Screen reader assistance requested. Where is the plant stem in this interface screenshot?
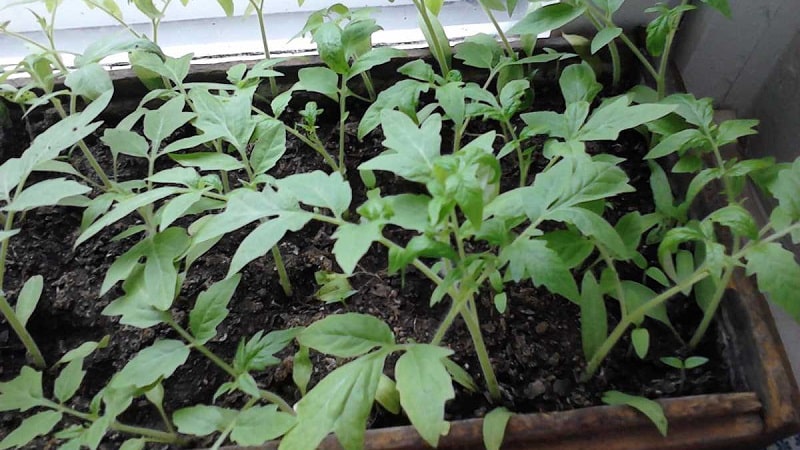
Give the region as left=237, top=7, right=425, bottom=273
left=50, top=99, right=114, bottom=189
left=688, top=263, right=733, bottom=349
left=0, top=292, right=46, bottom=368
left=597, top=244, right=627, bottom=319
left=338, top=81, right=348, bottom=175
left=252, top=0, right=279, bottom=97
left=165, top=316, right=296, bottom=414
left=479, top=3, right=514, bottom=58
left=271, top=245, right=293, bottom=297
left=583, top=8, right=621, bottom=89
left=360, top=72, right=377, bottom=102
left=462, top=297, right=501, bottom=401
left=411, top=0, right=450, bottom=76
left=656, top=0, right=691, bottom=99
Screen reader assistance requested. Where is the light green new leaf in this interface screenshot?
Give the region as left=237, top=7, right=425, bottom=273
left=215, top=0, right=233, bottom=15
left=602, top=391, right=667, bottom=436
left=102, top=128, right=149, bottom=158
left=279, top=352, right=386, bottom=450
left=4, top=178, right=91, bottom=212
left=746, top=242, right=800, bottom=321
left=15, top=275, right=43, bottom=327
left=716, top=119, right=758, bottom=146
left=170, top=152, right=244, bottom=171
left=333, top=221, right=382, bottom=275
left=358, top=80, right=428, bottom=139
left=700, top=0, right=731, bottom=18
left=173, top=405, right=236, bottom=436
left=395, top=345, right=454, bottom=447
left=580, top=272, right=607, bottom=360
left=299, top=313, right=394, bottom=357
left=591, top=27, right=622, bottom=54
left=559, top=62, right=602, bottom=105
left=358, top=111, right=442, bottom=183
left=579, top=97, right=676, bottom=141
left=502, top=237, right=580, bottom=302
left=227, top=212, right=312, bottom=277
left=0, top=366, right=45, bottom=412
left=0, top=411, right=62, bottom=450
left=483, top=407, right=512, bottom=450
left=454, top=34, right=501, bottom=69
left=189, top=275, right=241, bottom=344
left=110, top=339, right=190, bottom=389
left=64, top=63, right=113, bottom=100
left=161, top=131, right=224, bottom=155
left=293, top=346, right=312, bottom=396
left=436, top=82, right=466, bottom=126
left=190, top=189, right=279, bottom=244
left=76, top=36, right=159, bottom=66
left=230, top=405, right=296, bottom=445
left=277, top=171, right=351, bottom=219
left=77, top=187, right=181, bottom=246
left=54, top=358, right=86, bottom=403
left=144, top=96, right=195, bottom=144
left=295, top=66, right=340, bottom=100
left=508, top=2, right=586, bottom=36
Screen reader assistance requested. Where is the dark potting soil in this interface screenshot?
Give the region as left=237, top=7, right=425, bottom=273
left=0, top=83, right=734, bottom=448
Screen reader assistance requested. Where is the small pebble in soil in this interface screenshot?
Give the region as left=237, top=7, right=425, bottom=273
left=535, top=322, right=549, bottom=334
left=524, top=380, right=548, bottom=399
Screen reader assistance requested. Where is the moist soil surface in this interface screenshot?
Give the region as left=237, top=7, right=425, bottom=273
left=0, top=78, right=734, bottom=448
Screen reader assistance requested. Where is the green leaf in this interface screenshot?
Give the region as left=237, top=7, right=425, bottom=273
left=508, top=2, right=586, bottom=36
left=189, top=275, right=241, bottom=344
left=119, top=438, right=146, bottom=450
left=707, top=204, right=758, bottom=239
left=0, top=411, right=62, bottom=450
left=333, top=221, right=382, bottom=275
left=102, top=128, right=149, bottom=158
left=64, top=63, right=113, bottom=100
left=173, top=405, right=236, bottom=436
left=549, top=207, right=627, bottom=258
left=142, top=228, right=190, bottom=310
left=234, top=328, right=302, bottom=373
left=295, top=66, right=340, bottom=100
left=279, top=353, right=386, bottom=450
left=617, top=281, right=672, bottom=327
left=443, top=358, right=479, bottom=392
left=77, top=187, right=181, bottom=246
left=579, top=97, right=676, bottom=141
left=230, top=405, right=296, bottom=445
left=502, top=237, right=579, bottom=303
left=3, top=178, right=91, bottom=212
left=644, top=129, right=704, bottom=159
left=559, top=62, right=602, bottom=104
left=358, top=80, right=428, bottom=139
left=716, top=119, right=758, bottom=146
left=161, top=130, right=224, bottom=155
left=228, top=212, right=311, bottom=277
left=662, top=94, right=714, bottom=129
left=631, top=328, right=650, bottom=359
left=58, top=336, right=110, bottom=364
left=436, top=82, right=466, bottom=126
left=684, top=356, right=709, bottom=369
left=660, top=356, right=683, bottom=369
left=143, top=95, right=195, bottom=144
left=277, top=170, right=351, bottom=219
left=293, top=346, right=312, bottom=396
left=580, top=272, right=607, bottom=360
left=158, top=191, right=204, bottom=231
left=772, top=159, right=800, bottom=220
left=454, top=34, right=501, bottom=70
left=395, top=345, right=454, bottom=447
left=0, top=366, right=44, bottom=412
left=602, top=391, right=667, bottom=436
left=55, top=358, right=86, bottom=403
left=358, top=111, right=441, bottom=183
left=109, top=339, right=190, bottom=389
left=700, top=0, right=731, bottom=18
left=76, top=36, right=159, bottom=66
left=170, top=152, right=244, bottom=171
left=745, top=242, right=800, bottom=321
left=189, top=87, right=255, bottom=152
left=215, top=0, right=233, bottom=15
left=483, top=407, right=512, bottom=450
left=313, top=22, right=349, bottom=74
left=375, top=375, right=401, bottom=414
left=348, top=47, right=405, bottom=78
left=251, top=117, right=286, bottom=174
left=15, top=275, right=43, bottom=327
left=591, top=27, right=622, bottom=54
left=299, top=313, right=394, bottom=357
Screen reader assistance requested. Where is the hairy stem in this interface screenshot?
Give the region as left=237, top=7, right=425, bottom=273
left=412, top=0, right=450, bottom=75
left=479, top=3, right=514, bottom=58
left=0, top=292, right=46, bottom=368
left=338, top=81, right=348, bottom=175
left=462, top=298, right=501, bottom=401
left=253, top=0, right=279, bottom=97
